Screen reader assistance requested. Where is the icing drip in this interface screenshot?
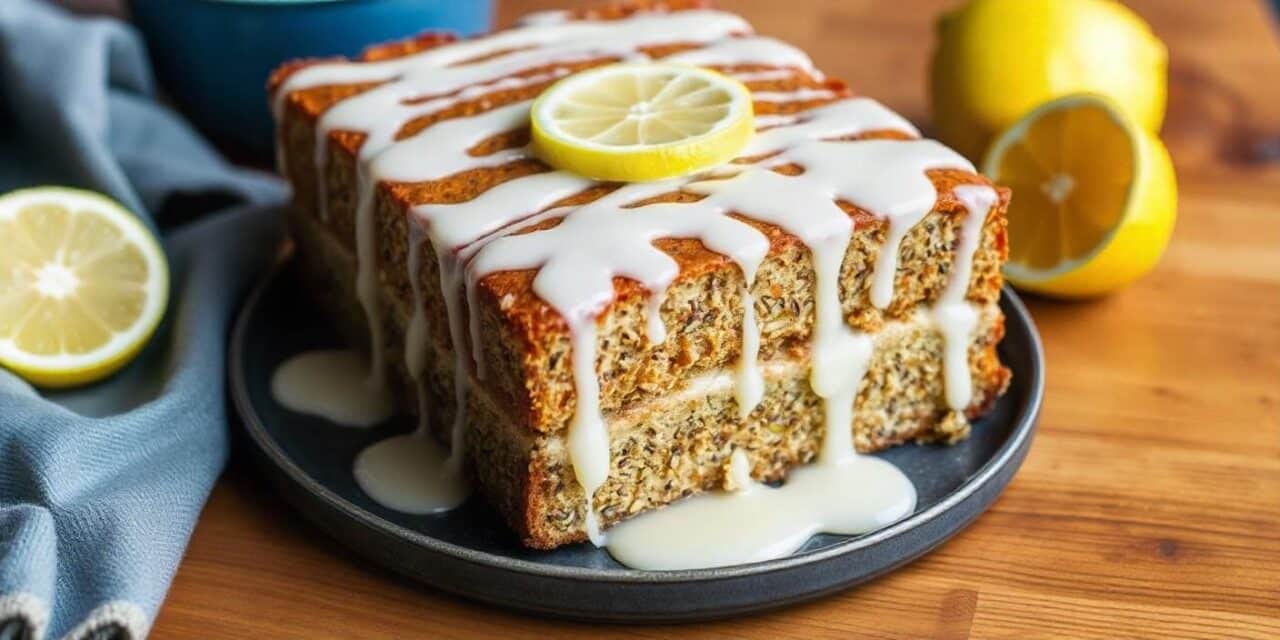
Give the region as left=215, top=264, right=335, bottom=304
left=404, top=222, right=429, bottom=428
left=435, top=248, right=471, bottom=475
left=935, top=184, right=997, bottom=411
left=736, top=284, right=764, bottom=419
left=352, top=161, right=386, bottom=388
left=570, top=321, right=608, bottom=544
left=349, top=219, right=471, bottom=515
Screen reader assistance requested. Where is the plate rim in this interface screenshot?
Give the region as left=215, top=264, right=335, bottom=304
left=229, top=263, right=1044, bottom=583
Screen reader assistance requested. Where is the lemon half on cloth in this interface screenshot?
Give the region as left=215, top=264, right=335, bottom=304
left=531, top=63, right=754, bottom=182
left=0, top=187, right=169, bottom=387
left=984, top=94, right=1176, bottom=298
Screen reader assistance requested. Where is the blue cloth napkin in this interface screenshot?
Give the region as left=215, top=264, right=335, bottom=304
left=0, top=1, right=287, bottom=638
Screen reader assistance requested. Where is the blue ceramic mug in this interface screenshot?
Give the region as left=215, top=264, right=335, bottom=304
left=128, top=0, right=493, bottom=157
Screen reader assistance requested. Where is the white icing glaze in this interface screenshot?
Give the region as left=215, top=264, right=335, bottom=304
left=352, top=159, right=386, bottom=388
left=271, top=6, right=990, bottom=552
left=730, top=68, right=802, bottom=83
left=665, top=36, right=813, bottom=71
left=314, top=71, right=569, bottom=221
left=935, top=184, right=997, bottom=411
left=743, top=98, right=919, bottom=156
left=353, top=429, right=469, bottom=514
left=370, top=103, right=533, bottom=183
left=270, top=350, right=393, bottom=428
left=736, top=284, right=764, bottom=419
left=517, top=9, right=571, bottom=27
left=404, top=223, right=429, bottom=429
left=570, top=321, right=608, bottom=543
left=272, top=10, right=755, bottom=122
left=605, top=449, right=916, bottom=570
left=751, top=88, right=840, bottom=103
left=414, top=172, right=595, bottom=251
left=753, top=113, right=799, bottom=129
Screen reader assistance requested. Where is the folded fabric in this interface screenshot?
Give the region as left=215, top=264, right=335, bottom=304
left=0, top=1, right=287, bottom=638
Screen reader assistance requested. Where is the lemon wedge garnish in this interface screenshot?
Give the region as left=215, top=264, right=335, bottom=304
left=530, top=63, right=754, bottom=182
left=0, top=187, right=169, bottom=387
left=984, top=94, right=1176, bottom=298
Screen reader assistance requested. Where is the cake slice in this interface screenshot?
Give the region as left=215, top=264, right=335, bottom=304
left=271, top=0, right=1011, bottom=549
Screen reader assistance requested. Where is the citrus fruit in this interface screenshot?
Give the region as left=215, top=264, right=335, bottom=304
left=931, top=0, right=1167, bottom=161
left=530, top=62, right=754, bottom=182
left=984, top=94, right=1176, bottom=297
left=0, top=187, right=169, bottom=387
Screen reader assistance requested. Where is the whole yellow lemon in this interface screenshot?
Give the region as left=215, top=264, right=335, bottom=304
left=930, top=0, right=1167, bottom=161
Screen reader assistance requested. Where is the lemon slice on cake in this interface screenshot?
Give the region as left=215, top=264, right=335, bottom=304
left=531, top=63, right=754, bottom=182
left=984, top=94, right=1177, bottom=298
left=0, top=187, right=169, bottom=387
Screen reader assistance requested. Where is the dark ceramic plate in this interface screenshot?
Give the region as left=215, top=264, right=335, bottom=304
left=229, top=261, right=1044, bottom=622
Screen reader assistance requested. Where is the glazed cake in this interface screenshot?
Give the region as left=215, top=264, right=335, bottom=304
left=270, top=0, right=1011, bottom=549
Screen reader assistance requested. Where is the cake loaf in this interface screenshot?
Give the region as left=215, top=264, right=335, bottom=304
left=271, top=0, right=1011, bottom=549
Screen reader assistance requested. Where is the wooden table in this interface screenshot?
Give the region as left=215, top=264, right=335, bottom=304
left=151, top=1, right=1280, bottom=637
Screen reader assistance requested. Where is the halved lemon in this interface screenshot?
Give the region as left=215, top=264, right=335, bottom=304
left=983, top=94, right=1177, bottom=298
left=0, top=187, right=169, bottom=387
left=530, top=63, right=754, bottom=182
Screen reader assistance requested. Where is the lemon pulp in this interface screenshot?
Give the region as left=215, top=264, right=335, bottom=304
left=984, top=95, right=1176, bottom=298
left=0, top=187, right=169, bottom=387
left=531, top=63, right=754, bottom=182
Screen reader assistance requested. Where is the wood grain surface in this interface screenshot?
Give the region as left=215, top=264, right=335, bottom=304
left=150, top=1, right=1280, bottom=637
